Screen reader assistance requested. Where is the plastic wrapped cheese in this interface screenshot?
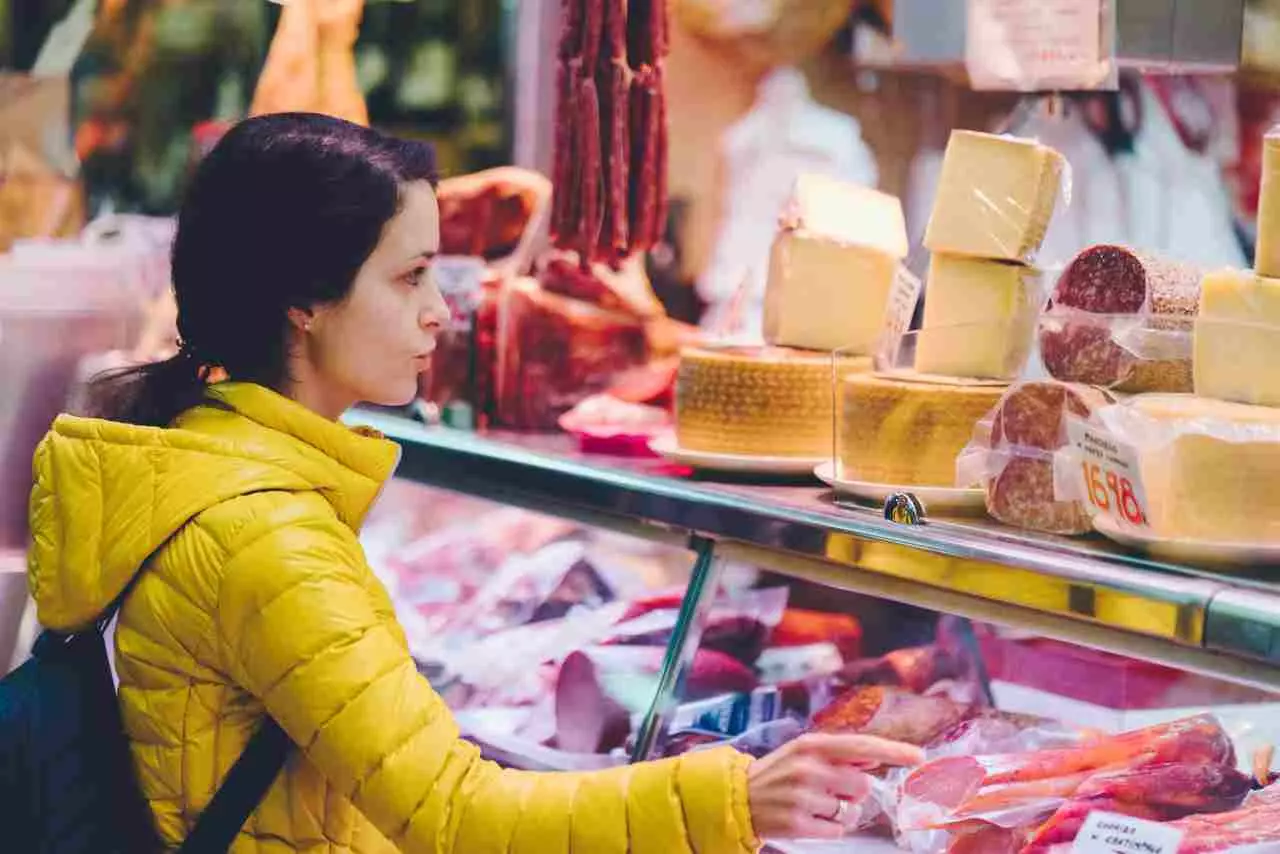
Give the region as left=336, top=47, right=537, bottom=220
left=1039, top=245, right=1202, bottom=393
left=1089, top=395, right=1280, bottom=544
left=957, top=381, right=1115, bottom=535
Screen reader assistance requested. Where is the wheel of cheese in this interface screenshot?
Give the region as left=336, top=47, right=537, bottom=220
left=675, top=346, right=868, bottom=458
left=839, top=373, right=1007, bottom=486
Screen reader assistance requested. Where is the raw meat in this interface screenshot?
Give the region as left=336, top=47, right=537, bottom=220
left=813, top=686, right=972, bottom=748
left=1039, top=245, right=1202, bottom=393
left=976, top=381, right=1114, bottom=535
left=495, top=277, right=649, bottom=430
left=436, top=168, right=550, bottom=265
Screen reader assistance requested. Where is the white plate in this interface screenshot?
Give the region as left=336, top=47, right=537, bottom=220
left=1093, top=515, right=1280, bottom=567
left=814, top=462, right=987, bottom=512
left=648, top=434, right=826, bottom=475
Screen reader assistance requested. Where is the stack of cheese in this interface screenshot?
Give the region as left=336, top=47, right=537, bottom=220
left=674, top=174, right=903, bottom=460
left=1110, top=126, right=1280, bottom=543
left=916, top=130, right=1064, bottom=381
left=834, top=131, right=1066, bottom=489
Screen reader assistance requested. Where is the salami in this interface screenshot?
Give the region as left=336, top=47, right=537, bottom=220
left=813, top=685, right=971, bottom=748
left=579, top=0, right=605, bottom=71
left=596, top=61, right=630, bottom=258
left=550, top=61, right=579, bottom=243
left=558, top=0, right=583, bottom=60
left=1039, top=245, right=1202, bottom=393
left=962, top=381, right=1113, bottom=535
left=627, top=68, right=660, bottom=253
left=577, top=76, right=603, bottom=263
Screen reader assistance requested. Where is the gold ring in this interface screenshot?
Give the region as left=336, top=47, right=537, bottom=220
left=828, top=799, right=849, bottom=824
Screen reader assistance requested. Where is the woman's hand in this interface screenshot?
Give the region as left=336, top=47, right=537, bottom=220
left=747, top=733, right=925, bottom=840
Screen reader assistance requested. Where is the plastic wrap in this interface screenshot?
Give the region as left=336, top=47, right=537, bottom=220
left=1057, top=394, right=1280, bottom=543
left=495, top=276, right=649, bottom=431
left=956, top=381, right=1115, bottom=535
left=923, top=130, right=1070, bottom=265
left=1039, top=245, right=1202, bottom=393
left=1193, top=269, right=1280, bottom=408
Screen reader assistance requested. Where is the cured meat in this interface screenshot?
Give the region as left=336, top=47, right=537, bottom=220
left=978, top=381, right=1114, bottom=535
left=840, top=644, right=966, bottom=694
left=550, top=61, right=578, bottom=243
left=901, top=716, right=1234, bottom=826
left=495, top=277, right=649, bottom=430
left=812, top=686, right=972, bottom=748
left=580, top=0, right=605, bottom=70
left=1021, top=763, right=1251, bottom=852
left=1039, top=245, right=1202, bottom=393
left=596, top=61, right=631, bottom=258
left=577, top=76, right=604, bottom=262
left=626, top=0, right=671, bottom=71
left=1169, top=786, right=1280, bottom=852
left=627, top=66, right=661, bottom=254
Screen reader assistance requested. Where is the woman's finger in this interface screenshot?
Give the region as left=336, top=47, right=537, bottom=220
left=799, top=733, right=927, bottom=768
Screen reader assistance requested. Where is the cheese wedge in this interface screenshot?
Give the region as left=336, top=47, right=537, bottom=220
left=1256, top=128, right=1280, bottom=279
left=782, top=173, right=910, bottom=259
left=916, top=254, right=1043, bottom=380
left=763, top=231, right=900, bottom=354
left=1194, top=268, right=1280, bottom=407
left=1121, top=395, right=1280, bottom=543
left=924, top=130, right=1065, bottom=262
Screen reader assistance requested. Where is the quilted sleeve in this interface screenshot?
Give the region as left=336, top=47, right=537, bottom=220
left=214, top=520, right=759, bottom=854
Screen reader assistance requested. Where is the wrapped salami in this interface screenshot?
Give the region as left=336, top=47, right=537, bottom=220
left=1038, top=245, right=1202, bottom=393
left=957, top=381, right=1114, bottom=535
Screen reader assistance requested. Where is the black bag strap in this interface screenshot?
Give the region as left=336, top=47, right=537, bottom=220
left=177, top=718, right=290, bottom=854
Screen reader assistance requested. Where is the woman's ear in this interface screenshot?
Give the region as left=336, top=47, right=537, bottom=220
left=287, top=306, right=315, bottom=333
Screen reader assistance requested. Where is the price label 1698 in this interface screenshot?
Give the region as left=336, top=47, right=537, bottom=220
left=1064, top=418, right=1151, bottom=529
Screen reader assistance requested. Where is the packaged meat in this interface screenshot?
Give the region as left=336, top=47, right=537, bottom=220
left=770, top=609, right=863, bottom=661
left=1021, top=763, right=1251, bottom=852
left=898, top=715, right=1234, bottom=837
left=956, top=381, right=1114, bottom=535
left=605, top=586, right=788, bottom=664
left=839, top=644, right=968, bottom=695
left=436, top=167, right=552, bottom=275
left=554, top=645, right=758, bottom=753
left=812, top=686, right=972, bottom=748
left=1063, top=394, right=1280, bottom=543
left=1167, top=783, right=1280, bottom=852
left=1039, top=245, right=1202, bottom=393
left=495, top=276, right=650, bottom=430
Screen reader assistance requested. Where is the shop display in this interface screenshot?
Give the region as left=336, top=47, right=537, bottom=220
left=436, top=168, right=551, bottom=269
left=674, top=346, right=864, bottom=459
left=1089, top=394, right=1280, bottom=544
left=923, top=131, right=1066, bottom=264
left=551, top=0, right=670, bottom=263
left=957, top=382, right=1114, bottom=536
left=1039, top=244, right=1202, bottom=393
left=838, top=374, right=1007, bottom=487
left=813, top=686, right=971, bottom=747
left=1257, top=127, right=1280, bottom=279
left=1194, top=268, right=1280, bottom=408
left=915, top=256, right=1043, bottom=381
left=763, top=174, right=909, bottom=354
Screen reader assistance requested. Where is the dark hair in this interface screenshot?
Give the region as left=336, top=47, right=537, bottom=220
left=89, top=112, right=438, bottom=427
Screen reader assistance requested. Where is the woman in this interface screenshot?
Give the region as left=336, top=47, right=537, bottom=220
left=27, top=113, right=922, bottom=852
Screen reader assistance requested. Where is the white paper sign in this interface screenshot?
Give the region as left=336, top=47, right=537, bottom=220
left=1071, top=811, right=1184, bottom=854
left=966, top=0, right=1115, bottom=92
left=1064, top=417, right=1151, bottom=529
left=875, top=264, right=923, bottom=368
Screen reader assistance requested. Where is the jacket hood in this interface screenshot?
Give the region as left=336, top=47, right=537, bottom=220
left=28, top=382, right=399, bottom=630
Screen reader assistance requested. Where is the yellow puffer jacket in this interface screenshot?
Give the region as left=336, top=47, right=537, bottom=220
left=27, top=382, right=758, bottom=853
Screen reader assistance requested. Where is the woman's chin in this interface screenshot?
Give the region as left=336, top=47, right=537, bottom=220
left=363, top=379, right=420, bottom=409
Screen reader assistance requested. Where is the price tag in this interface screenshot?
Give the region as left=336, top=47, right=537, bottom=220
left=1071, top=811, right=1184, bottom=854
left=1065, top=418, right=1151, bottom=528
left=875, top=264, right=922, bottom=368
left=966, top=0, right=1115, bottom=92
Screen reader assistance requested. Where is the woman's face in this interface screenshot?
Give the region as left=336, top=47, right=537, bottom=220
left=297, top=180, right=449, bottom=417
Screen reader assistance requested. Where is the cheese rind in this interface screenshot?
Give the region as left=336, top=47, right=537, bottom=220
left=924, top=131, right=1065, bottom=262
left=784, top=173, right=910, bottom=259
left=838, top=373, right=1007, bottom=486
left=676, top=346, right=872, bottom=458
left=1116, top=395, right=1280, bottom=543
left=1194, top=268, right=1280, bottom=407
left=916, top=254, right=1043, bottom=379
left=763, top=230, right=899, bottom=354
left=1256, top=128, right=1280, bottom=279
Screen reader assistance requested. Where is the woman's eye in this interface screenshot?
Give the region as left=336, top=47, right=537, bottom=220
left=404, top=267, right=427, bottom=286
